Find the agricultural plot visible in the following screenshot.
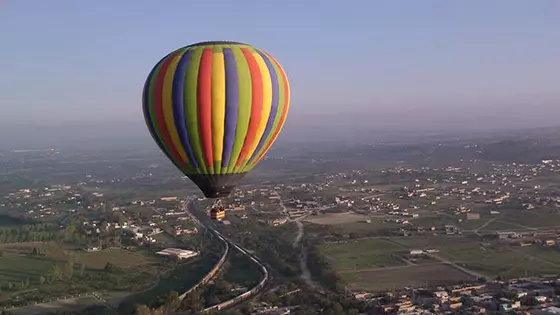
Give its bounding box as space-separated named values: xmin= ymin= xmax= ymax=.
xmin=304 ymin=212 xmax=372 ymax=225
xmin=319 ymin=238 xmax=408 ymax=271
xmin=4 ymin=243 xmax=155 ymax=269
xmin=343 ymin=264 xmax=475 ymax=292
xmin=477 ymin=220 xmax=521 ymax=232
xmin=0 ymin=242 xmax=157 ymax=286
xmin=328 ymin=234 xmax=560 ymax=291
xmin=436 ymin=242 xmax=560 ymax=279
xmin=0 ymin=255 xmax=58 ymax=285
xmin=78 ymin=249 xmax=155 ymax=269
xmin=330 ymin=218 xmax=392 ymax=233
xmin=388 ymin=235 xmax=473 ymax=249
xmin=502 ymin=211 xmax=560 ymax=229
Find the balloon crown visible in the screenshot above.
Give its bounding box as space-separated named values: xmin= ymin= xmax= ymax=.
xmin=186 ymin=41 xmax=249 ymax=47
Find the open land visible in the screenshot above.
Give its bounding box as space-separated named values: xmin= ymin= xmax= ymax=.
xmin=320 ymin=233 xmax=560 ymax=292
xmin=343 ymin=264 xmax=475 ymax=291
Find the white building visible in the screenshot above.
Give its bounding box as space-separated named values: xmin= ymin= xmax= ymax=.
xmin=156 ymin=248 xmax=199 ymax=260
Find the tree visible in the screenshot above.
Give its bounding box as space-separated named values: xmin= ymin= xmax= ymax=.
xmin=50 ymin=265 xmax=62 ymax=282
xmin=332 ymin=302 xmax=344 ymax=314
xmin=182 ymin=291 xmax=205 ymax=312
xmin=261 ymin=291 xmax=278 ymax=304
xmin=134 ymin=305 xmax=152 ymax=315
xmin=521 ymin=295 xmax=538 ymax=307
xmin=104 ymin=262 xmax=117 ymax=273
xmin=65 ymin=257 xmax=74 ymax=280
xmin=162 ymin=291 xmax=181 ymax=314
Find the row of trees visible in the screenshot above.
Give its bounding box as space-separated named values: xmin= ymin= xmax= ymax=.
xmin=0 ymin=222 xmax=59 ymax=244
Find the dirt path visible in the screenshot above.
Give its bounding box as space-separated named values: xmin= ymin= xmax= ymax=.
xmin=283 ymin=196 xmax=321 ymax=291
xmin=426 ymin=253 xmax=490 ymax=281
xmin=525 ymin=254 xmax=560 ymax=268
xmin=474 ymin=217 xmax=498 ymax=233
xmin=293 ymin=219 xmax=318 ymax=290
xmin=5 ymin=295 xmax=106 ymax=315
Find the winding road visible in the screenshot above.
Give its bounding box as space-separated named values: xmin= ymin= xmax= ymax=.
xmin=280 ymin=197 xmax=321 ymax=290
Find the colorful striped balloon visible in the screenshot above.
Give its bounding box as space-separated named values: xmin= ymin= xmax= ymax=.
xmin=142 ymin=41 xmax=290 ymax=198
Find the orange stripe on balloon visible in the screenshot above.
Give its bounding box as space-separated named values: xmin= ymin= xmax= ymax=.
xmin=197 ymin=48 xmax=214 ymax=169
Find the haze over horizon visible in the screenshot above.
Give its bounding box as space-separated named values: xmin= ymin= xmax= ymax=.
xmin=1 ymin=0 xmax=559 ymax=147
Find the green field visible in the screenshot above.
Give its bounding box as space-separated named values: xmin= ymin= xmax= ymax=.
xmin=0 ymin=243 xmax=157 ymax=286
xmin=502 ymin=211 xmax=560 ymax=228
xmin=478 ymin=220 xmax=521 ymax=231
xmin=319 ymin=238 xmax=408 ymax=271
xmin=322 ymin=234 xmax=560 ymax=292
xmin=395 ymin=237 xmax=560 ymax=279
xmin=388 ymin=235 xmax=473 ymax=249
xmin=330 ymin=218 xmax=393 ymax=232
xmin=342 ymin=264 xmax=475 ymax=292
xmin=0 ymin=255 xmax=57 ymax=285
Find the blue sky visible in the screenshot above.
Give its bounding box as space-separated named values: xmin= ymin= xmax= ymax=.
xmin=1 ymin=0 xmax=559 ymax=130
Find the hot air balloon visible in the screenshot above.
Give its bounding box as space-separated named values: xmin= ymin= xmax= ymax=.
xmin=142 ymin=41 xmax=290 ymax=218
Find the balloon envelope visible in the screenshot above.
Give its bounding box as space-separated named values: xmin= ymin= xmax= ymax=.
xmin=142 ymin=41 xmax=290 ymax=198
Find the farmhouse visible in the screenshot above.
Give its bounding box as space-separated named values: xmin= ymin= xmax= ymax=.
xmin=156 ymin=248 xmax=199 ymax=260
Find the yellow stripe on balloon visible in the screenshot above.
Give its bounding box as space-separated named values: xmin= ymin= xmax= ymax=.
xmin=241 ymin=51 xmax=273 ymax=168
xmin=162 ymin=53 xmax=189 ymax=164
xmin=211 ymin=48 xmax=226 ymax=174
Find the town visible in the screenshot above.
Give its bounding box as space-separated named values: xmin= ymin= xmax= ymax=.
xmin=0 ymin=137 xmax=560 ymax=314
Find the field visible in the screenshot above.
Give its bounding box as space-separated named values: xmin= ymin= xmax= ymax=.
xmin=321 ymin=234 xmax=560 ymax=292
xmin=477 ymin=220 xmax=521 ymax=232
xmin=388 ymin=236 xmax=560 ymax=278
xmin=438 ymin=242 xmax=560 ymax=278
xmin=502 ymin=212 xmax=560 ymax=229
xmin=0 ymin=255 xmax=58 ymax=285
xmin=304 ymin=212 xmax=374 ymax=225
xmin=319 ymin=238 xmax=407 ymax=270
xmin=325 ymin=217 xmax=395 ymax=233
xmin=0 ymin=243 xmax=157 ymax=285
xmin=342 ymin=264 xmax=476 ymax=292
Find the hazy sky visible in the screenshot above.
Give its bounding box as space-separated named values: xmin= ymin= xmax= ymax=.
xmin=1 ymin=0 xmax=559 ymax=132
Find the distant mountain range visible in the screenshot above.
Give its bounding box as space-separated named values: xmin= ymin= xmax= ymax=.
xmin=1 ymin=120 xmax=560 ymax=152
